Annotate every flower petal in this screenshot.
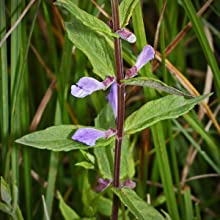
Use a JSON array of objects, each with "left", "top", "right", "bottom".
[
  {"left": 116, "top": 28, "right": 136, "bottom": 43},
  {"left": 125, "top": 45, "right": 155, "bottom": 79},
  {"left": 135, "top": 45, "right": 155, "bottom": 71},
  {"left": 72, "top": 128, "right": 116, "bottom": 146},
  {"left": 71, "top": 77, "right": 105, "bottom": 98},
  {"left": 72, "top": 128, "right": 106, "bottom": 146},
  {"left": 107, "top": 82, "right": 118, "bottom": 118}
]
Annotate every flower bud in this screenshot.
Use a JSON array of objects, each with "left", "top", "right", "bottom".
[
  {"left": 116, "top": 28, "right": 136, "bottom": 43},
  {"left": 120, "top": 178, "right": 136, "bottom": 189},
  {"left": 96, "top": 178, "right": 112, "bottom": 192}
]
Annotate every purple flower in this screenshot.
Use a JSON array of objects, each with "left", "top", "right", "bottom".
[
  {"left": 116, "top": 28, "right": 136, "bottom": 43},
  {"left": 72, "top": 128, "right": 116, "bottom": 146},
  {"left": 107, "top": 82, "right": 118, "bottom": 118},
  {"left": 120, "top": 178, "right": 136, "bottom": 189},
  {"left": 96, "top": 178, "right": 112, "bottom": 192},
  {"left": 125, "top": 45, "right": 155, "bottom": 79},
  {"left": 71, "top": 76, "right": 115, "bottom": 98}
]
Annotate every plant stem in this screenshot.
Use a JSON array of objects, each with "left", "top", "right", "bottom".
[{"left": 111, "top": 0, "right": 125, "bottom": 219}]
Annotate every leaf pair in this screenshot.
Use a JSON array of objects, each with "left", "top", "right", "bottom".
[{"left": 16, "top": 94, "right": 210, "bottom": 151}]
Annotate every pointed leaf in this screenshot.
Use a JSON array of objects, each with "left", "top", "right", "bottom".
[
  {"left": 12, "top": 183, "right": 24, "bottom": 220},
  {"left": 65, "top": 20, "right": 115, "bottom": 78},
  {"left": 56, "top": 0, "right": 116, "bottom": 78},
  {"left": 112, "top": 188, "right": 164, "bottom": 220},
  {"left": 0, "top": 202, "right": 11, "bottom": 215},
  {"left": 122, "top": 77, "right": 193, "bottom": 97},
  {"left": 57, "top": 191, "right": 80, "bottom": 220},
  {"left": 125, "top": 94, "right": 210, "bottom": 134},
  {"left": 0, "top": 177, "right": 12, "bottom": 206},
  {"left": 75, "top": 161, "right": 94, "bottom": 170},
  {"left": 80, "top": 150, "right": 95, "bottom": 164},
  {"left": 55, "top": 0, "right": 116, "bottom": 37},
  {"left": 15, "top": 125, "right": 114, "bottom": 152},
  {"left": 119, "top": 0, "right": 139, "bottom": 27}
]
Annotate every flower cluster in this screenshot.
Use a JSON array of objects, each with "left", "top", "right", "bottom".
[{"left": 71, "top": 35, "right": 155, "bottom": 146}]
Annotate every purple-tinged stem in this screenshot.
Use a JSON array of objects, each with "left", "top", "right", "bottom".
[{"left": 110, "top": 0, "right": 125, "bottom": 219}]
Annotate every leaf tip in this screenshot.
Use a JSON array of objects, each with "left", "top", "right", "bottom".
[{"left": 14, "top": 137, "right": 23, "bottom": 145}]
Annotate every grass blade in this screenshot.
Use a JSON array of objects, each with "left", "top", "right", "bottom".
[
  {"left": 173, "top": 119, "right": 220, "bottom": 174},
  {"left": 132, "top": 2, "right": 180, "bottom": 219},
  {"left": 0, "top": 0, "right": 9, "bottom": 175},
  {"left": 183, "top": 187, "right": 194, "bottom": 220},
  {"left": 183, "top": 114, "right": 220, "bottom": 166},
  {"left": 181, "top": 0, "right": 220, "bottom": 99}
]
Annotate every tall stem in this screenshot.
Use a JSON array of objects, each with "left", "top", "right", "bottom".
[{"left": 111, "top": 0, "right": 125, "bottom": 219}]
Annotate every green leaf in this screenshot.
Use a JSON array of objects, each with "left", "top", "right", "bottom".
[
  {"left": 0, "top": 177, "right": 12, "bottom": 206},
  {"left": 94, "top": 104, "right": 115, "bottom": 179},
  {"left": 57, "top": 191, "right": 80, "bottom": 220},
  {"left": 65, "top": 20, "right": 115, "bottom": 78},
  {"left": 81, "top": 172, "right": 97, "bottom": 217},
  {"left": 94, "top": 145, "right": 113, "bottom": 179},
  {"left": 15, "top": 125, "right": 115, "bottom": 152},
  {"left": 161, "top": 210, "right": 172, "bottom": 220},
  {"left": 112, "top": 188, "right": 164, "bottom": 220},
  {"left": 80, "top": 150, "right": 95, "bottom": 164},
  {"left": 95, "top": 103, "right": 116, "bottom": 130},
  {"left": 55, "top": 0, "right": 116, "bottom": 78},
  {"left": 75, "top": 161, "right": 94, "bottom": 170},
  {"left": 94, "top": 196, "right": 112, "bottom": 217},
  {"left": 119, "top": 0, "right": 139, "bottom": 27},
  {"left": 125, "top": 94, "right": 210, "bottom": 134},
  {"left": 94, "top": 104, "right": 133, "bottom": 179},
  {"left": 0, "top": 202, "right": 11, "bottom": 215},
  {"left": 55, "top": 0, "right": 116, "bottom": 38},
  {"left": 95, "top": 136, "right": 132, "bottom": 179},
  {"left": 120, "top": 135, "right": 135, "bottom": 179},
  {"left": 122, "top": 77, "right": 193, "bottom": 98}
]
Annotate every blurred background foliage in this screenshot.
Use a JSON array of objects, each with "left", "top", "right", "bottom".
[{"left": 0, "top": 0, "right": 220, "bottom": 219}]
